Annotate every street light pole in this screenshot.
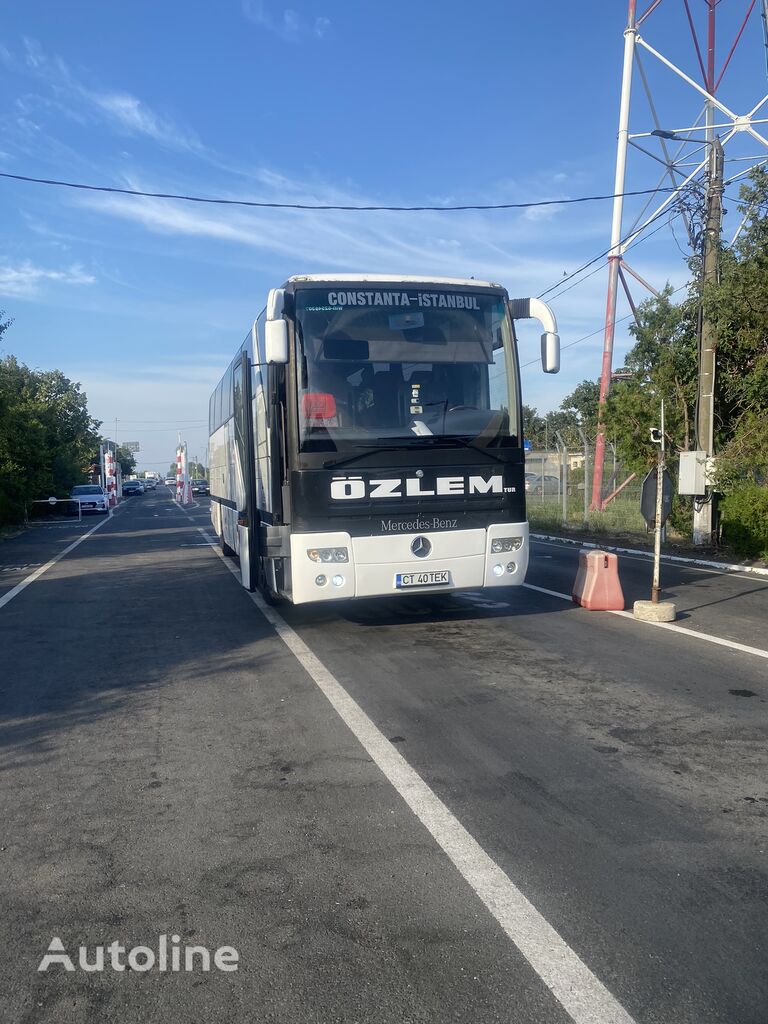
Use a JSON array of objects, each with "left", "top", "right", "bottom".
[{"left": 652, "top": 400, "right": 665, "bottom": 604}]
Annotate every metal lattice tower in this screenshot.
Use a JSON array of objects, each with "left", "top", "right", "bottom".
[{"left": 590, "top": 0, "right": 768, "bottom": 513}]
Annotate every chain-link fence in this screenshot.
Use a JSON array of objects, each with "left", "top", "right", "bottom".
[{"left": 525, "top": 446, "right": 648, "bottom": 537}]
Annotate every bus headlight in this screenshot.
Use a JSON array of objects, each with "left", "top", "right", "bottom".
[
  {"left": 492, "top": 564, "right": 504, "bottom": 577},
  {"left": 331, "top": 575, "right": 345, "bottom": 587},
  {"left": 308, "top": 547, "right": 349, "bottom": 563},
  {"left": 491, "top": 537, "right": 524, "bottom": 553}
]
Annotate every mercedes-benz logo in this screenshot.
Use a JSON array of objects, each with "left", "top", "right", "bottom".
[{"left": 411, "top": 536, "right": 431, "bottom": 558}]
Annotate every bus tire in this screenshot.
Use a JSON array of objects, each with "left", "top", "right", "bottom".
[
  {"left": 258, "top": 577, "right": 281, "bottom": 606},
  {"left": 256, "top": 562, "right": 281, "bottom": 605}
]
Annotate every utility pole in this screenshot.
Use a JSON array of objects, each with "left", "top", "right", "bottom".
[{"left": 692, "top": 137, "right": 724, "bottom": 547}]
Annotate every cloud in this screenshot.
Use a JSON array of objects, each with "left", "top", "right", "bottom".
[
  {"left": 242, "top": 1, "right": 331, "bottom": 42},
  {"left": 1, "top": 39, "right": 203, "bottom": 155},
  {"left": 89, "top": 92, "right": 201, "bottom": 151},
  {"left": 0, "top": 260, "right": 95, "bottom": 297},
  {"left": 64, "top": 158, "right": 615, "bottom": 302}
]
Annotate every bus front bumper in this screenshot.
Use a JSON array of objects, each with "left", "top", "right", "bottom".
[{"left": 288, "top": 523, "right": 529, "bottom": 604}]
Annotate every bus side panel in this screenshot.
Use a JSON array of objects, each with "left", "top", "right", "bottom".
[
  {"left": 209, "top": 421, "right": 241, "bottom": 555},
  {"left": 253, "top": 313, "right": 271, "bottom": 516}
]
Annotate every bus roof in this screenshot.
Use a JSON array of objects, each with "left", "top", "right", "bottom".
[{"left": 286, "top": 274, "right": 504, "bottom": 289}]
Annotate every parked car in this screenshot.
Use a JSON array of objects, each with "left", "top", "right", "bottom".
[
  {"left": 70, "top": 484, "right": 109, "bottom": 515},
  {"left": 122, "top": 479, "right": 144, "bottom": 496},
  {"left": 525, "top": 474, "right": 561, "bottom": 496},
  {"left": 191, "top": 479, "right": 209, "bottom": 496}
]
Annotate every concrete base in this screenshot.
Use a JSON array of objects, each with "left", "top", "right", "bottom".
[{"left": 633, "top": 600, "right": 676, "bottom": 623}]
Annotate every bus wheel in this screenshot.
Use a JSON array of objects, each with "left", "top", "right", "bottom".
[
  {"left": 257, "top": 564, "right": 281, "bottom": 605},
  {"left": 258, "top": 577, "right": 280, "bottom": 606}
]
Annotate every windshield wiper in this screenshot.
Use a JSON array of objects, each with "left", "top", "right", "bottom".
[
  {"left": 322, "top": 434, "right": 510, "bottom": 470},
  {"left": 323, "top": 442, "right": 428, "bottom": 470},
  {"left": 437, "top": 434, "right": 508, "bottom": 465}
]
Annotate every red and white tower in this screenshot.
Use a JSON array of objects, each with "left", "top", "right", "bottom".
[
  {"left": 590, "top": 0, "right": 768, "bottom": 525},
  {"left": 176, "top": 441, "right": 192, "bottom": 505}
]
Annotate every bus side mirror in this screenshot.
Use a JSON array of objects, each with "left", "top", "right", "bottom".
[
  {"left": 265, "top": 320, "right": 288, "bottom": 364},
  {"left": 541, "top": 332, "right": 560, "bottom": 374},
  {"left": 509, "top": 297, "right": 561, "bottom": 375}
]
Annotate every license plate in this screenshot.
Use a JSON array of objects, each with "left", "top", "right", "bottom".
[
  {"left": 82, "top": 503, "right": 96, "bottom": 508},
  {"left": 395, "top": 570, "right": 450, "bottom": 589}
]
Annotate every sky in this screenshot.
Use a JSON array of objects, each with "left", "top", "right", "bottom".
[{"left": 1, "top": 1, "right": 767, "bottom": 473}]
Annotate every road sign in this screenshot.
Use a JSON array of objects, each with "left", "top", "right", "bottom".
[
  {"left": 523, "top": 440, "right": 532, "bottom": 452},
  {"left": 640, "top": 467, "right": 673, "bottom": 528},
  {"left": 123, "top": 441, "right": 141, "bottom": 453}
]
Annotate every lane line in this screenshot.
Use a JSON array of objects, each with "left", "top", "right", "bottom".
[
  {"left": 521, "top": 583, "right": 768, "bottom": 661},
  {"left": 531, "top": 538, "right": 767, "bottom": 582},
  {"left": 197, "top": 527, "right": 636, "bottom": 1024},
  {"left": 523, "top": 582, "right": 573, "bottom": 602},
  {"left": 0, "top": 514, "right": 113, "bottom": 611},
  {"left": 609, "top": 608, "right": 768, "bottom": 660},
  {"left": 530, "top": 533, "right": 768, "bottom": 579}
]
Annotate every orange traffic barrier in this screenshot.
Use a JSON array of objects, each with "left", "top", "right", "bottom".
[{"left": 572, "top": 549, "right": 625, "bottom": 611}]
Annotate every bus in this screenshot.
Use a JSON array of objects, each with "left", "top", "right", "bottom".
[{"left": 208, "top": 274, "right": 559, "bottom": 605}]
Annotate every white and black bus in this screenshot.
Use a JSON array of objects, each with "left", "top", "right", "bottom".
[{"left": 208, "top": 275, "right": 559, "bottom": 604}]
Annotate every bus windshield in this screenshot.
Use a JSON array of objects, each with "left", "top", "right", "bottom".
[{"left": 294, "top": 286, "right": 519, "bottom": 450}]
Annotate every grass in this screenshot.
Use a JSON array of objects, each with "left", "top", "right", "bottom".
[{"left": 526, "top": 493, "right": 649, "bottom": 536}]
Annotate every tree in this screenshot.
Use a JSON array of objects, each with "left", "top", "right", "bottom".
[
  {"left": 0, "top": 310, "right": 12, "bottom": 344},
  {"left": 560, "top": 379, "right": 601, "bottom": 442},
  {"left": 602, "top": 286, "right": 698, "bottom": 476},
  {"left": 522, "top": 405, "right": 546, "bottom": 447},
  {"left": 0, "top": 343, "right": 101, "bottom": 526},
  {"left": 704, "top": 167, "right": 768, "bottom": 491},
  {"left": 115, "top": 446, "right": 136, "bottom": 478}
]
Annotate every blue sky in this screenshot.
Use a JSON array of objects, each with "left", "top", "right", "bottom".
[{"left": 1, "top": 1, "right": 766, "bottom": 472}]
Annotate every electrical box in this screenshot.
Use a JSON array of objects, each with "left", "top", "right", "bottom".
[{"left": 678, "top": 451, "right": 707, "bottom": 495}]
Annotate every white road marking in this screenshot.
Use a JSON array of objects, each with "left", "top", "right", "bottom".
[
  {"left": 610, "top": 609, "right": 768, "bottom": 660},
  {"left": 523, "top": 582, "right": 573, "bottom": 602},
  {"left": 532, "top": 538, "right": 765, "bottom": 582},
  {"left": 0, "top": 514, "right": 112, "bottom": 611},
  {"left": 198, "top": 527, "right": 636, "bottom": 1024},
  {"left": 522, "top": 583, "right": 768, "bottom": 661},
  {"left": 530, "top": 535, "right": 768, "bottom": 580}
]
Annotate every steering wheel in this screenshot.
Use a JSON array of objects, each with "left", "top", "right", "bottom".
[{"left": 446, "top": 404, "right": 479, "bottom": 413}]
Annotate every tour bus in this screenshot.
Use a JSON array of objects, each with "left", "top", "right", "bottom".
[{"left": 208, "top": 275, "right": 559, "bottom": 605}]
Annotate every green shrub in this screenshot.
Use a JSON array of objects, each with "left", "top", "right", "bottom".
[
  {"left": 669, "top": 494, "right": 693, "bottom": 537},
  {"left": 719, "top": 486, "right": 768, "bottom": 559}
]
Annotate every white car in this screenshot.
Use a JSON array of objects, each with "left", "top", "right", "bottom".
[{"left": 70, "top": 484, "right": 110, "bottom": 514}]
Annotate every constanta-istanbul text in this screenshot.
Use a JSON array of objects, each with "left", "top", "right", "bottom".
[
  {"left": 326, "top": 291, "right": 481, "bottom": 309},
  {"left": 37, "top": 935, "right": 239, "bottom": 973}
]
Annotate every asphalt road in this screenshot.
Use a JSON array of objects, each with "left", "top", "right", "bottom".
[{"left": 0, "top": 490, "right": 766, "bottom": 1024}]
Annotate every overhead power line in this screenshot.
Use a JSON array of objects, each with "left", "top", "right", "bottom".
[
  {"left": 536, "top": 183, "right": 703, "bottom": 301},
  {"left": 0, "top": 170, "right": 692, "bottom": 213},
  {"left": 520, "top": 281, "right": 690, "bottom": 370}
]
